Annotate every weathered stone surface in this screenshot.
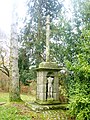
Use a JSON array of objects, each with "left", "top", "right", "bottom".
[
  {"left": 38, "top": 62, "right": 59, "bottom": 69},
  {"left": 0, "top": 102, "right": 6, "bottom": 105},
  {"left": 37, "top": 85, "right": 46, "bottom": 93},
  {"left": 26, "top": 102, "right": 67, "bottom": 112},
  {"left": 46, "top": 15, "right": 50, "bottom": 62},
  {"left": 36, "top": 62, "right": 61, "bottom": 104}
]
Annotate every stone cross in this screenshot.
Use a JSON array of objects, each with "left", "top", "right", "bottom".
[{"left": 46, "top": 15, "right": 50, "bottom": 62}]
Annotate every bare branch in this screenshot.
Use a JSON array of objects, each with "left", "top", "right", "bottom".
[
  {"left": 0, "top": 67, "right": 9, "bottom": 77},
  {"left": 0, "top": 53, "right": 9, "bottom": 77}
]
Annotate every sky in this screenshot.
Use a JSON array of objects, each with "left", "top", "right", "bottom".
[
  {"left": 0, "top": 0, "right": 72, "bottom": 36},
  {"left": 0, "top": 0, "right": 72, "bottom": 59},
  {"left": 0, "top": 0, "right": 26, "bottom": 35},
  {"left": 0, "top": 0, "right": 11, "bottom": 34}
]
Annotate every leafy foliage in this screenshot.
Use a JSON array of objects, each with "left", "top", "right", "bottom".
[
  {"left": 19, "top": 0, "right": 62, "bottom": 66},
  {"left": 64, "top": 1, "right": 90, "bottom": 119},
  {"left": 18, "top": 48, "right": 36, "bottom": 84},
  {"left": 66, "top": 29, "right": 90, "bottom": 120}
]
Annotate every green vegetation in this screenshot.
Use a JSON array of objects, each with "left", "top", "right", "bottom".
[
  {"left": 0, "top": 92, "right": 9, "bottom": 102},
  {"left": 0, "top": 0, "right": 90, "bottom": 119},
  {"left": 66, "top": 30, "right": 90, "bottom": 120},
  {"left": 0, "top": 106, "right": 30, "bottom": 120},
  {"left": 18, "top": 0, "right": 90, "bottom": 119},
  {"left": 65, "top": 1, "right": 90, "bottom": 120},
  {"left": 0, "top": 92, "right": 72, "bottom": 120}
]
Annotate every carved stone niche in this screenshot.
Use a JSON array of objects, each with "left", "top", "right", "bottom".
[{"left": 36, "top": 62, "right": 61, "bottom": 104}]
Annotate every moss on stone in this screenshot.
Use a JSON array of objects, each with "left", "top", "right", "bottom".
[
  {"left": 26, "top": 102, "right": 68, "bottom": 111},
  {"left": 36, "top": 99, "right": 61, "bottom": 105},
  {"left": 39, "top": 62, "right": 58, "bottom": 69}
]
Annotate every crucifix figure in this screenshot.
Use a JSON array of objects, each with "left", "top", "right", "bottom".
[
  {"left": 46, "top": 15, "right": 50, "bottom": 62},
  {"left": 47, "top": 76, "right": 54, "bottom": 98}
]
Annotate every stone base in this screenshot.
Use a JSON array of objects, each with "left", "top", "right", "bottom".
[
  {"left": 26, "top": 102, "right": 67, "bottom": 112},
  {"left": 36, "top": 99, "right": 61, "bottom": 105},
  {"left": 0, "top": 102, "right": 6, "bottom": 105}
]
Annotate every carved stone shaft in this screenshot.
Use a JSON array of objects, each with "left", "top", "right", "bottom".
[{"left": 46, "top": 15, "right": 50, "bottom": 62}]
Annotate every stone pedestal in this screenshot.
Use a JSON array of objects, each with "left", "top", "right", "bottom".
[{"left": 36, "top": 62, "right": 61, "bottom": 104}]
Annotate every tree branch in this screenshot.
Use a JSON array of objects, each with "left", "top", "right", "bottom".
[
  {"left": 0, "top": 67, "right": 9, "bottom": 77},
  {"left": 0, "top": 55, "right": 9, "bottom": 77}
]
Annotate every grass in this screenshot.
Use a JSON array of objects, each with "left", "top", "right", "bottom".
[
  {"left": 0, "top": 92, "right": 74, "bottom": 120},
  {"left": 0, "top": 92, "right": 35, "bottom": 102},
  {"left": 0, "top": 92, "right": 9, "bottom": 102}
]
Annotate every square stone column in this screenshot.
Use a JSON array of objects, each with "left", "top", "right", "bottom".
[
  {"left": 36, "top": 71, "right": 47, "bottom": 101},
  {"left": 36, "top": 62, "right": 61, "bottom": 104}
]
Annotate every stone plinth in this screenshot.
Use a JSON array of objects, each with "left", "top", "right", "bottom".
[
  {"left": 26, "top": 102, "right": 67, "bottom": 112},
  {"left": 36, "top": 62, "right": 61, "bottom": 104}
]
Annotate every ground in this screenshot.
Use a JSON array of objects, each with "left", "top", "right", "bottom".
[{"left": 0, "top": 92, "right": 74, "bottom": 120}]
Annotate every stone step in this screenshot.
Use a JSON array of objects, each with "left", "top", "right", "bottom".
[
  {"left": 26, "top": 102, "right": 68, "bottom": 112},
  {"left": 0, "top": 102, "right": 6, "bottom": 105}
]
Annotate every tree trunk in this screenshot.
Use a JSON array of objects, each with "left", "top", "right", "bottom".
[{"left": 9, "top": 2, "right": 21, "bottom": 102}]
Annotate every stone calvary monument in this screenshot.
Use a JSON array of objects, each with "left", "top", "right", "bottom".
[{"left": 36, "top": 15, "right": 61, "bottom": 104}]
